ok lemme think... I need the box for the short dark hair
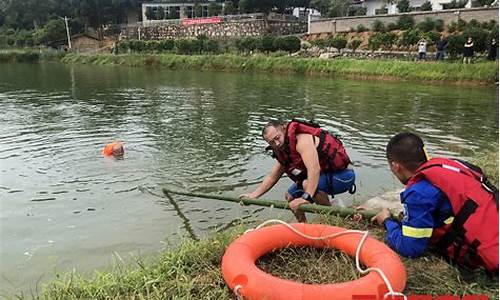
[386,132,427,171]
[262,120,285,138]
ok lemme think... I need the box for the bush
[447,21,457,33]
[328,35,348,50]
[457,19,467,31]
[348,38,362,52]
[259,35,276,53]
[368,33,384,51]
[372,20,386,32]
[273,36,300,53]
[204,39,219,53]
[481,20,498,31]
[175,39,196,54]
[348,6,367,16]
[380,32,398,50]
[468,19,481,29]
[417,17,436,32]
[236,37,259,53]
[435,19,445,32]
[399,29,421,48]
[463,26,490,52]
[387,23,398,31]
[159,39,175,51]
[396,15,414,30]
[420,0,433,10]
[446,34,466,58]
[422,31,441,44]
[356,24,369,32]
[311,39,327,48]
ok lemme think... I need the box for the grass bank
[13,147,498,300]
[60,53,499,85]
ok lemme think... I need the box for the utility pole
[60,16,72,50]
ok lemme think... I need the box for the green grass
[21,212,498,300]
[58,53,499,85]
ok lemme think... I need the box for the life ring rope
[242,219,407,300]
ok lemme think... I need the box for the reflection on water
[0,63,497,295]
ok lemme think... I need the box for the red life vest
[406,157,499,273]
[269,119,351,182]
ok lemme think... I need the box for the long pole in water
[162,188,383,219]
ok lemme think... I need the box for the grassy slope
[19,147,498,300]
[59,53,500,85]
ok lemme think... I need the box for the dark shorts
[287,169,356,202]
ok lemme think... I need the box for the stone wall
[120,19,307,40]
[309,7,498,34]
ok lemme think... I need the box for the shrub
[238,37,259,53]
[204,39,219,53]
[468,19,481,29]
[159,39,174,51]
[372,20,386,32]
[348,38,362,52]
[259,35,276,53]
[175,39,195,54]
[420,0,433,10]
[447,21,458,33]
[417,17,436,32]
[328,35,348,50]
[356,24,369,32]
[422,31,441,44]
[348,6,367,16]
[446,34,466,58]
[368,33,384,51]
[435,19,445,32]
[457,19,467,31]
[311,38,327,48]
[463,26,490,52]
[387,23,398,31]
[399,29,421,48]
[481,20,497,31]
[273,36,300,53]
[380,32,398,50]
[396,15,414,30]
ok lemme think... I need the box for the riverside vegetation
[10,147,498,300]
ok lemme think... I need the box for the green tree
[310,0,330,15]
[208,3,221,16]
[194,2,203,17]
[44,19,66,43]
[420,1,433,10]
[397,0,412,12]
[328,0,351,17]
[396,14,414,30]
[156,6,165,20]
[223,1,235,15]
[238,0,252,13]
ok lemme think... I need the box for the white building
[362,0,473,16]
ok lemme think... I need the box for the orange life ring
[221,223,406,300]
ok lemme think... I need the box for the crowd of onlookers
[417,35,498,63]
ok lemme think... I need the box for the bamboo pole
[162,188,386,219]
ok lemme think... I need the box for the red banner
[181,17,222,26]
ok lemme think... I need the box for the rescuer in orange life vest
[239,119,356,222]
[102,141,124,158]
[371,132,498,279]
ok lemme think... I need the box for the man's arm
[239,162,284,199]
[295,133,321,197]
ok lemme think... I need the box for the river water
[0,63,497,295]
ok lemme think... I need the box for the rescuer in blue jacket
[371,133,453,258]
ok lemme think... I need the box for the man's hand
[289,198,309,213]
[238,193,255,200]
[370,208,391,226]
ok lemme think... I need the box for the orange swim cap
[102,142,124,157]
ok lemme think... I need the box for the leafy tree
[259,35,276,52]
[145,6,155,20]
[397,0,412,12]
[368,33,383,51]
[420,0,433,10]
[310,0,330,15]
[194,2,203,17]
[446,34,466,58]
[208,3,221,16]
[238,0,252,13]
[348,6,367,16]
[356,24,368,32]
[328,0,351,17]
[223,1,236,15]
[44,19,66,42]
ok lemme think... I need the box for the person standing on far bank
[239,119,356,222]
